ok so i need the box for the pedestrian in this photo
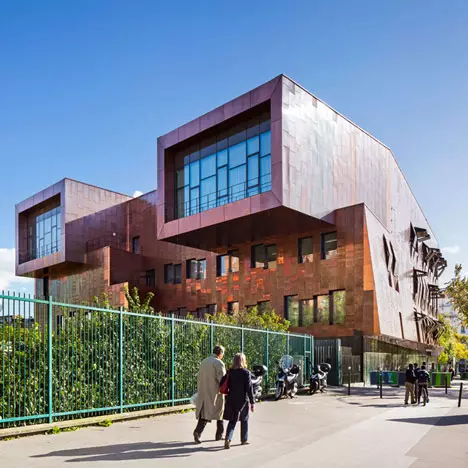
[417,365,430,405]
[193,345,226,444]
[222,352,255,449]
[449,365,455,380]
[404,364,416,405]
[413,362,420,403]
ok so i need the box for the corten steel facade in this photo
[15,75,446,350]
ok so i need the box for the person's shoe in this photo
[215,432,224,441]
[193,432,201,444]
[404,402,408,405]
[241,441,250,446]
[224,439,231,450]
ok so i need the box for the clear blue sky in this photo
[1,0,467,292]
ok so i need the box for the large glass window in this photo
[333,291,346,324]
[251,244,276,269]
[174,118,271,219]
[34,206,62,259]
[186,259,206,280]
[317,295,330,324]
[321,232,338,260]
[285,295,299,327]
[300,299,315,326]
[216,250,240,276]
[298,237,313,264]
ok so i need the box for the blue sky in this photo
[1,0,467,293]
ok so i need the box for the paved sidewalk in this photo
[1,388,467,467]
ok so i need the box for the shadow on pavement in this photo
[390,414,468,426]
[31,441,225,462]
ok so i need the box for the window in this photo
[164,264,181,284]
[208,304,217,315]
[227,301,239,315]
[383,236,399,291]
[196,307,207,318]
[187,259,206,280]
[258,301,271,314]
[332,291,346,325]
[174,117,271,219]
[251,244,276,269]
[399,312,405,339]
[164,264,174,284]
[285,296,299,327]
[43,276,49,299]
[300,299,314,326]
[174,263,182,284]
[56,315,64,334]
[298,237,313,264]
[321,232,337,260]
[28,206,62,261]
[216,250,240,276]
[317,295,330,324]
[145,269,156,287]
[132,236,141,254]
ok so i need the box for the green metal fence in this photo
[0,292,313,428]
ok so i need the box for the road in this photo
[1,388,467,467]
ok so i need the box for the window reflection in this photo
[174,119,272,219]
[28,206,62,261]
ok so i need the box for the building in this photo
[15,75,446,355]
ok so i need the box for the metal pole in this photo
[265,331,269,393]
[241,325,244,353]
[458,382,463,408]
[209,320,214,352]
[348,368,351,396]
[287,332,290,355]
[445,373,448,395]
[119,307,123,413]
[379,371,383,399]
[48,296,53,424]
[171,313,175,406]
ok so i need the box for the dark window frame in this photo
[187,258,207,280]
[216,250,240,276]
[298,236,313,264]
[227,301,239,315]
[321,232,337,260]
[251,243,277,269]
[145,269,156,287]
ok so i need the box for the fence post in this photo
[379,371,383,399]
[265,331,269,392]
[119,307,123,413]
[303,335,307,385]
[458,382,463,408]
[241,325,244,353]
[171,313,175,406]
[209,320,214,352]
[48,296,53,424]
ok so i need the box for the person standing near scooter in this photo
[417,365,430,405]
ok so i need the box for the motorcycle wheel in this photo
[274,383,284,401]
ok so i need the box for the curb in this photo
[0,404,195,440]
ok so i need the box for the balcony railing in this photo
[18,241,61,264]
[172,174,272,220]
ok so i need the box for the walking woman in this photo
[222,352,255,449]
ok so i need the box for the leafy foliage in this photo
[445,264,468,326]
[437,316,468,364]
[0,301,301,428]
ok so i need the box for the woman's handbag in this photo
[219,372,230,395]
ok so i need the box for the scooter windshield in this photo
[279,355,294,373]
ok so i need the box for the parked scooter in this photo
[310,363,331,395]
[274,355,300,400]
[250,365,267,402]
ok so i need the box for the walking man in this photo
[404,363,416,405]
[193,345,226,444]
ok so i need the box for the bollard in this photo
[379,371,383,399]
[445,374,448,395]
[458,382,463,408]
[348,372,351,396]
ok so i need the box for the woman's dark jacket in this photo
[221,368,254,422]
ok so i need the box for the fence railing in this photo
[0,292,313,428]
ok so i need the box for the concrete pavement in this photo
[1,388,467,467]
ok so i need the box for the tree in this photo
[206,305,290,332]
[92,286,155,313]
[445,264,468,326]
[437,316,468,365]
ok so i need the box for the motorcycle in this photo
[251,365,267,402]
[310,362,331,395]
[274,355,300,401]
